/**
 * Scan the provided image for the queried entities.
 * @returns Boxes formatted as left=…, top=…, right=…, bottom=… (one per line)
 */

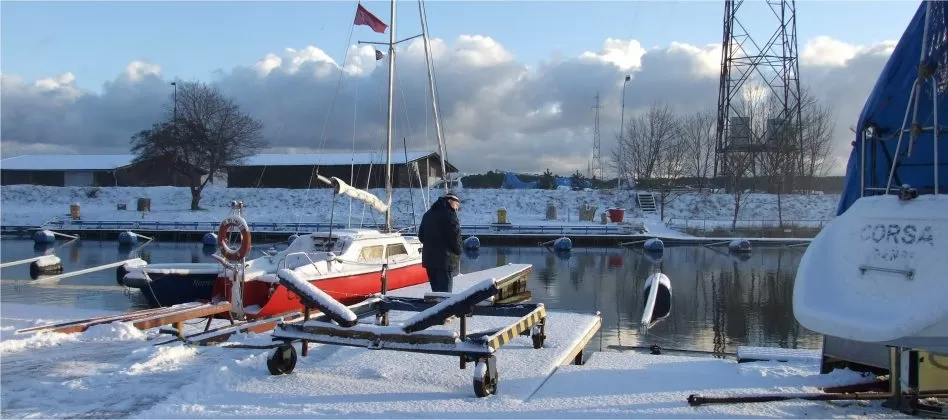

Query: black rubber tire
left=472, top=361, right=498, bottom=398
left=531, top=332, right=545, bottom=349
left=267, top=343, right=297, bottom=375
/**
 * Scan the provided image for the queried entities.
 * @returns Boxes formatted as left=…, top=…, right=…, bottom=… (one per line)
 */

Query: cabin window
left=358, top=245, right=385, bottom=263
left=386, top=244, right=408, bottom=259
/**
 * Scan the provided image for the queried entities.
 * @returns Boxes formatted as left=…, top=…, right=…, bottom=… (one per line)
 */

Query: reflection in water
left=0, top=239, right=820, bottom=354
left=467, top=245, right=820, bottom=354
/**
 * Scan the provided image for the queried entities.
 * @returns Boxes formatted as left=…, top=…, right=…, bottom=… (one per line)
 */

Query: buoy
left=644, top=250, right=664, bottom=263
left=554, top=249, right=572, bottom=261
left=288, top=234, right=300, bottom=245
left=33, top=230, right=56, bottom=245
left=463, top=236, right=481, bottom=250
left=202, top=232, right=218, bottom=247
left=29, top=255, right=63, bottom=279
left=643, top=238, right=664, bottom=252
left=553, top=237, right=572, bottom=251
left=464, top=249, right=480, bottom=260
left=728, top=238, right=751, bottom=253
left=118, top=231, right=138, bottom=245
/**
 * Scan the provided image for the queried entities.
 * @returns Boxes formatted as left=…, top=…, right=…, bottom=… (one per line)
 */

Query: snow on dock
left=0, top=300, right=898, bottom=418
left=0, top=263, right=898, bottom=418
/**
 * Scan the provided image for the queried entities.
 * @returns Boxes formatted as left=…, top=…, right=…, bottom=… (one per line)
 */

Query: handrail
left=277, top=251, right=323, bottom=275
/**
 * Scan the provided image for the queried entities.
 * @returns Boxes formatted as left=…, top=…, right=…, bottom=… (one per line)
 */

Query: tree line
left=612, top=87, right=836, bottom=226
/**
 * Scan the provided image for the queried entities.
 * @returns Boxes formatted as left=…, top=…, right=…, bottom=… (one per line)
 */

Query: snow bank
left=0, top=185, right=839, bottom=228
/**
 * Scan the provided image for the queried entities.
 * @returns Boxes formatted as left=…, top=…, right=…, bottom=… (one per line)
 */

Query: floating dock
left=1, top=220, right=812, bottom=247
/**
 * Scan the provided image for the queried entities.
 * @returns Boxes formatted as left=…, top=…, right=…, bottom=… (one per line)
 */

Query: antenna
left=591, top=92, right=603, bottom=181
left=713, top=0, right=803, bottom=189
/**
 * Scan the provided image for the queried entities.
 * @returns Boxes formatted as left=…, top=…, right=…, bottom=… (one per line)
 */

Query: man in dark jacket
left=417, top=193, right=462, bottom=292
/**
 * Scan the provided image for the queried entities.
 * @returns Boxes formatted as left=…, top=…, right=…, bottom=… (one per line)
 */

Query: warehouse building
left=225, top=151, right=457, bottom=189
left=0, top=154, right=206, bottom=187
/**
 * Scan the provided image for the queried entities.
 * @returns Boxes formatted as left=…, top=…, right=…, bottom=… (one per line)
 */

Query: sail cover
left=837, top=0, right=948, bottom=215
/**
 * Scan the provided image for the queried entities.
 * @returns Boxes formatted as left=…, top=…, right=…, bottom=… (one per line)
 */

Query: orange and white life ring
left=218, top=214, right=252, bottom=262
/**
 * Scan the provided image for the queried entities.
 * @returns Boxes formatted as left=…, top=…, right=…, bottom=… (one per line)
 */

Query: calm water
left=0, top=238, right=820, bottom=354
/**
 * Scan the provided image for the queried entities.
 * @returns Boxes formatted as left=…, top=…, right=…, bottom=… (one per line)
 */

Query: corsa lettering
left=860, top=223, right=935, bottom=246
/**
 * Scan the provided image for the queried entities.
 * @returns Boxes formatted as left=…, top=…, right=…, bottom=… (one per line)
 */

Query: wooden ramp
left=16, top=302, right=232, bottom=336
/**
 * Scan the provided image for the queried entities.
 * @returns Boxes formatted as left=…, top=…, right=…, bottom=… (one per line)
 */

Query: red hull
left=212, top=262, right=428, bottom=319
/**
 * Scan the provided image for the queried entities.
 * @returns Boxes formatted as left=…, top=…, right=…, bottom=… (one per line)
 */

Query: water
left=0, top=238, right=821, bottom=354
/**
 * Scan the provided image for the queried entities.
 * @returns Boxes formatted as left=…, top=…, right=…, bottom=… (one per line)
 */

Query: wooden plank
left=288, top=322, right=461, bottom=345
left=486, top=305, right=546, bottom=350
left=736, top=346, right=822, bottom=363
left=132, top=302, right=232, bottom=331
left=154, top=315, right=287, bottom=346
left=556, top=312, right=601, bottom=366
left=19, top=304, right=201, bottom=334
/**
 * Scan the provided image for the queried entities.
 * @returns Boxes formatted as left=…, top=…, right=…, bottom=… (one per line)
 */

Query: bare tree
left=614, top=103, right=678, bottom=186
left=798, top=89, right=835, bottom=192
left=727, top=150, right=754, bottom=230
left=131, top=81, right=266, bottom=210
left=678, top=109, right=717, bottom=190
left=656, top=121, right=688, bottom=220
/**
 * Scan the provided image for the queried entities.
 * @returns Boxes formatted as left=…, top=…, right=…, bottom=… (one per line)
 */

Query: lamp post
left=619, top=74, right=630, bottom=188
left=170, top=82, right=177, bottom=135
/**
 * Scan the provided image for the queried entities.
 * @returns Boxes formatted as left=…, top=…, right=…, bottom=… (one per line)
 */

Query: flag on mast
left=354, top=4, right=387, bottom=34
left=375, top=49, right=384, bottom=60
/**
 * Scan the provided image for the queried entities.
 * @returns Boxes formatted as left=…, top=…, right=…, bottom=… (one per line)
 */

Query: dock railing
left=2, top=219, right=629, bottom=237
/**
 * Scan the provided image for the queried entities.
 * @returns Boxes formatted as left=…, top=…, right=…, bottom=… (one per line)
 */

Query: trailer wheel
left=267, top=343, right=297, bottom=375
left=473, top=356, right=498, bottom=398
left=531, top=325, right=545, bottom=349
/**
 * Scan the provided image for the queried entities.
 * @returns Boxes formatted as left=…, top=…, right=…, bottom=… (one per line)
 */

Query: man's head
left=443, top=193, right=461, bottom=211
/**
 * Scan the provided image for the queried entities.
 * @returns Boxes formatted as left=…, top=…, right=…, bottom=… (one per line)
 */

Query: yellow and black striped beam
left=487, top=305, right=546, bottom=350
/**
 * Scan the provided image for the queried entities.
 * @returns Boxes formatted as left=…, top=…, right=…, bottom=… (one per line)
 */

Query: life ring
left=217, top=214, right=252, bottom=262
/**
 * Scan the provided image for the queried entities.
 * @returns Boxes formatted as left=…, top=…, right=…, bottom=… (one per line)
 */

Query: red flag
left=375, top=49, right=384, bottom=60
left=354, top=4, right=387, bottom=34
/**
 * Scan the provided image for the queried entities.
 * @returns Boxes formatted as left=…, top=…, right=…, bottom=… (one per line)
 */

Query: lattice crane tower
left=591, top=92, right=603, bottom=181
left=713, top=0, right=804, bottom=182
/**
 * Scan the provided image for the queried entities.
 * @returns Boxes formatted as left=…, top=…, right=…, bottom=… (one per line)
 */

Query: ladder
left=636, top=192, right=658, bottom=214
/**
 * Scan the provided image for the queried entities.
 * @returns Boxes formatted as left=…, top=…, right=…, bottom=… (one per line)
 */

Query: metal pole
left=171, top=82, right=177, bottom=133
left=417, top=0, right=449, bottom=194
left=619, top=75, right=630, bottom=188
left=384, top=0, right=397, bottom=232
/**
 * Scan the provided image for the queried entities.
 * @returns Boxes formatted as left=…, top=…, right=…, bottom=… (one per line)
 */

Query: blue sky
left=1, top=0, right=919, bottom=92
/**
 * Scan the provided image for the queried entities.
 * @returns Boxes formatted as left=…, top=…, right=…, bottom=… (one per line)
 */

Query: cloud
left=1, top=35, right=895, bottom=176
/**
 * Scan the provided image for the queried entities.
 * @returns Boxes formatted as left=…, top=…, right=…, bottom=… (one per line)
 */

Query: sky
left=0, top=0, right=923, bottom=176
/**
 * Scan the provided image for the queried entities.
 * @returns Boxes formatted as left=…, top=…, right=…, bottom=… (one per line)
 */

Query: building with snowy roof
left=225, top=151, right=457, bottom=189
left=0, top=154, right=206, bottom=187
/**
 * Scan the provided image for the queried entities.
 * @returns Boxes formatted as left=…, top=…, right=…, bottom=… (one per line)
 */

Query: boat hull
left=121, top=264, right=220, bottom=308
left=140, top=274, right=217, bottom=307
left=213, top=261, right=428, bottom=319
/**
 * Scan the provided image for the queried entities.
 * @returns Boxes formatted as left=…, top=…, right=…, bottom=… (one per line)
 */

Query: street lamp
left=170, top=82, right=177, bottom=135
left=619, top=74, right=630, bottom=188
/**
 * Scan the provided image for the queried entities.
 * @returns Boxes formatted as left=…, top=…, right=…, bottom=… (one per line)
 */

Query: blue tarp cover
left=838, top=0, right=948, bottom=215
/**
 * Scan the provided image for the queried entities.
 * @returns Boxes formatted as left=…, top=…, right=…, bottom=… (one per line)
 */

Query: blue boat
left=119, top=262, right=220, bottom=307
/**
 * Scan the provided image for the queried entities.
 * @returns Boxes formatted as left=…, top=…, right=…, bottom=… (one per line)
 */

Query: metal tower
left=591, top=92, right=603, bottom=181
left=713, top=0, right=803, bottom=183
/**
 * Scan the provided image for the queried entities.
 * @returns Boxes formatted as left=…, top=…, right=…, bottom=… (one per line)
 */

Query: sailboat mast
left=417, top=0, right=449, bottom=194
left=384, top=0, right=397, bottom=232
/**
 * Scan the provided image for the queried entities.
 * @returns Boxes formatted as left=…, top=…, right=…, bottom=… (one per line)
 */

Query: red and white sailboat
left=211, top=0, right=451, bottom=320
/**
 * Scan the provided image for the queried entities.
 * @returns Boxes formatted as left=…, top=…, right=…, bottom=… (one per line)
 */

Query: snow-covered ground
left=1, top=300, right=902, bottom=418
left=0, top=185, right=840, bottom=230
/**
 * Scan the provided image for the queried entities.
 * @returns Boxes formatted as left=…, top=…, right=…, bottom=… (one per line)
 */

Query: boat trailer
left=265, top=270, right=548, bottom=398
